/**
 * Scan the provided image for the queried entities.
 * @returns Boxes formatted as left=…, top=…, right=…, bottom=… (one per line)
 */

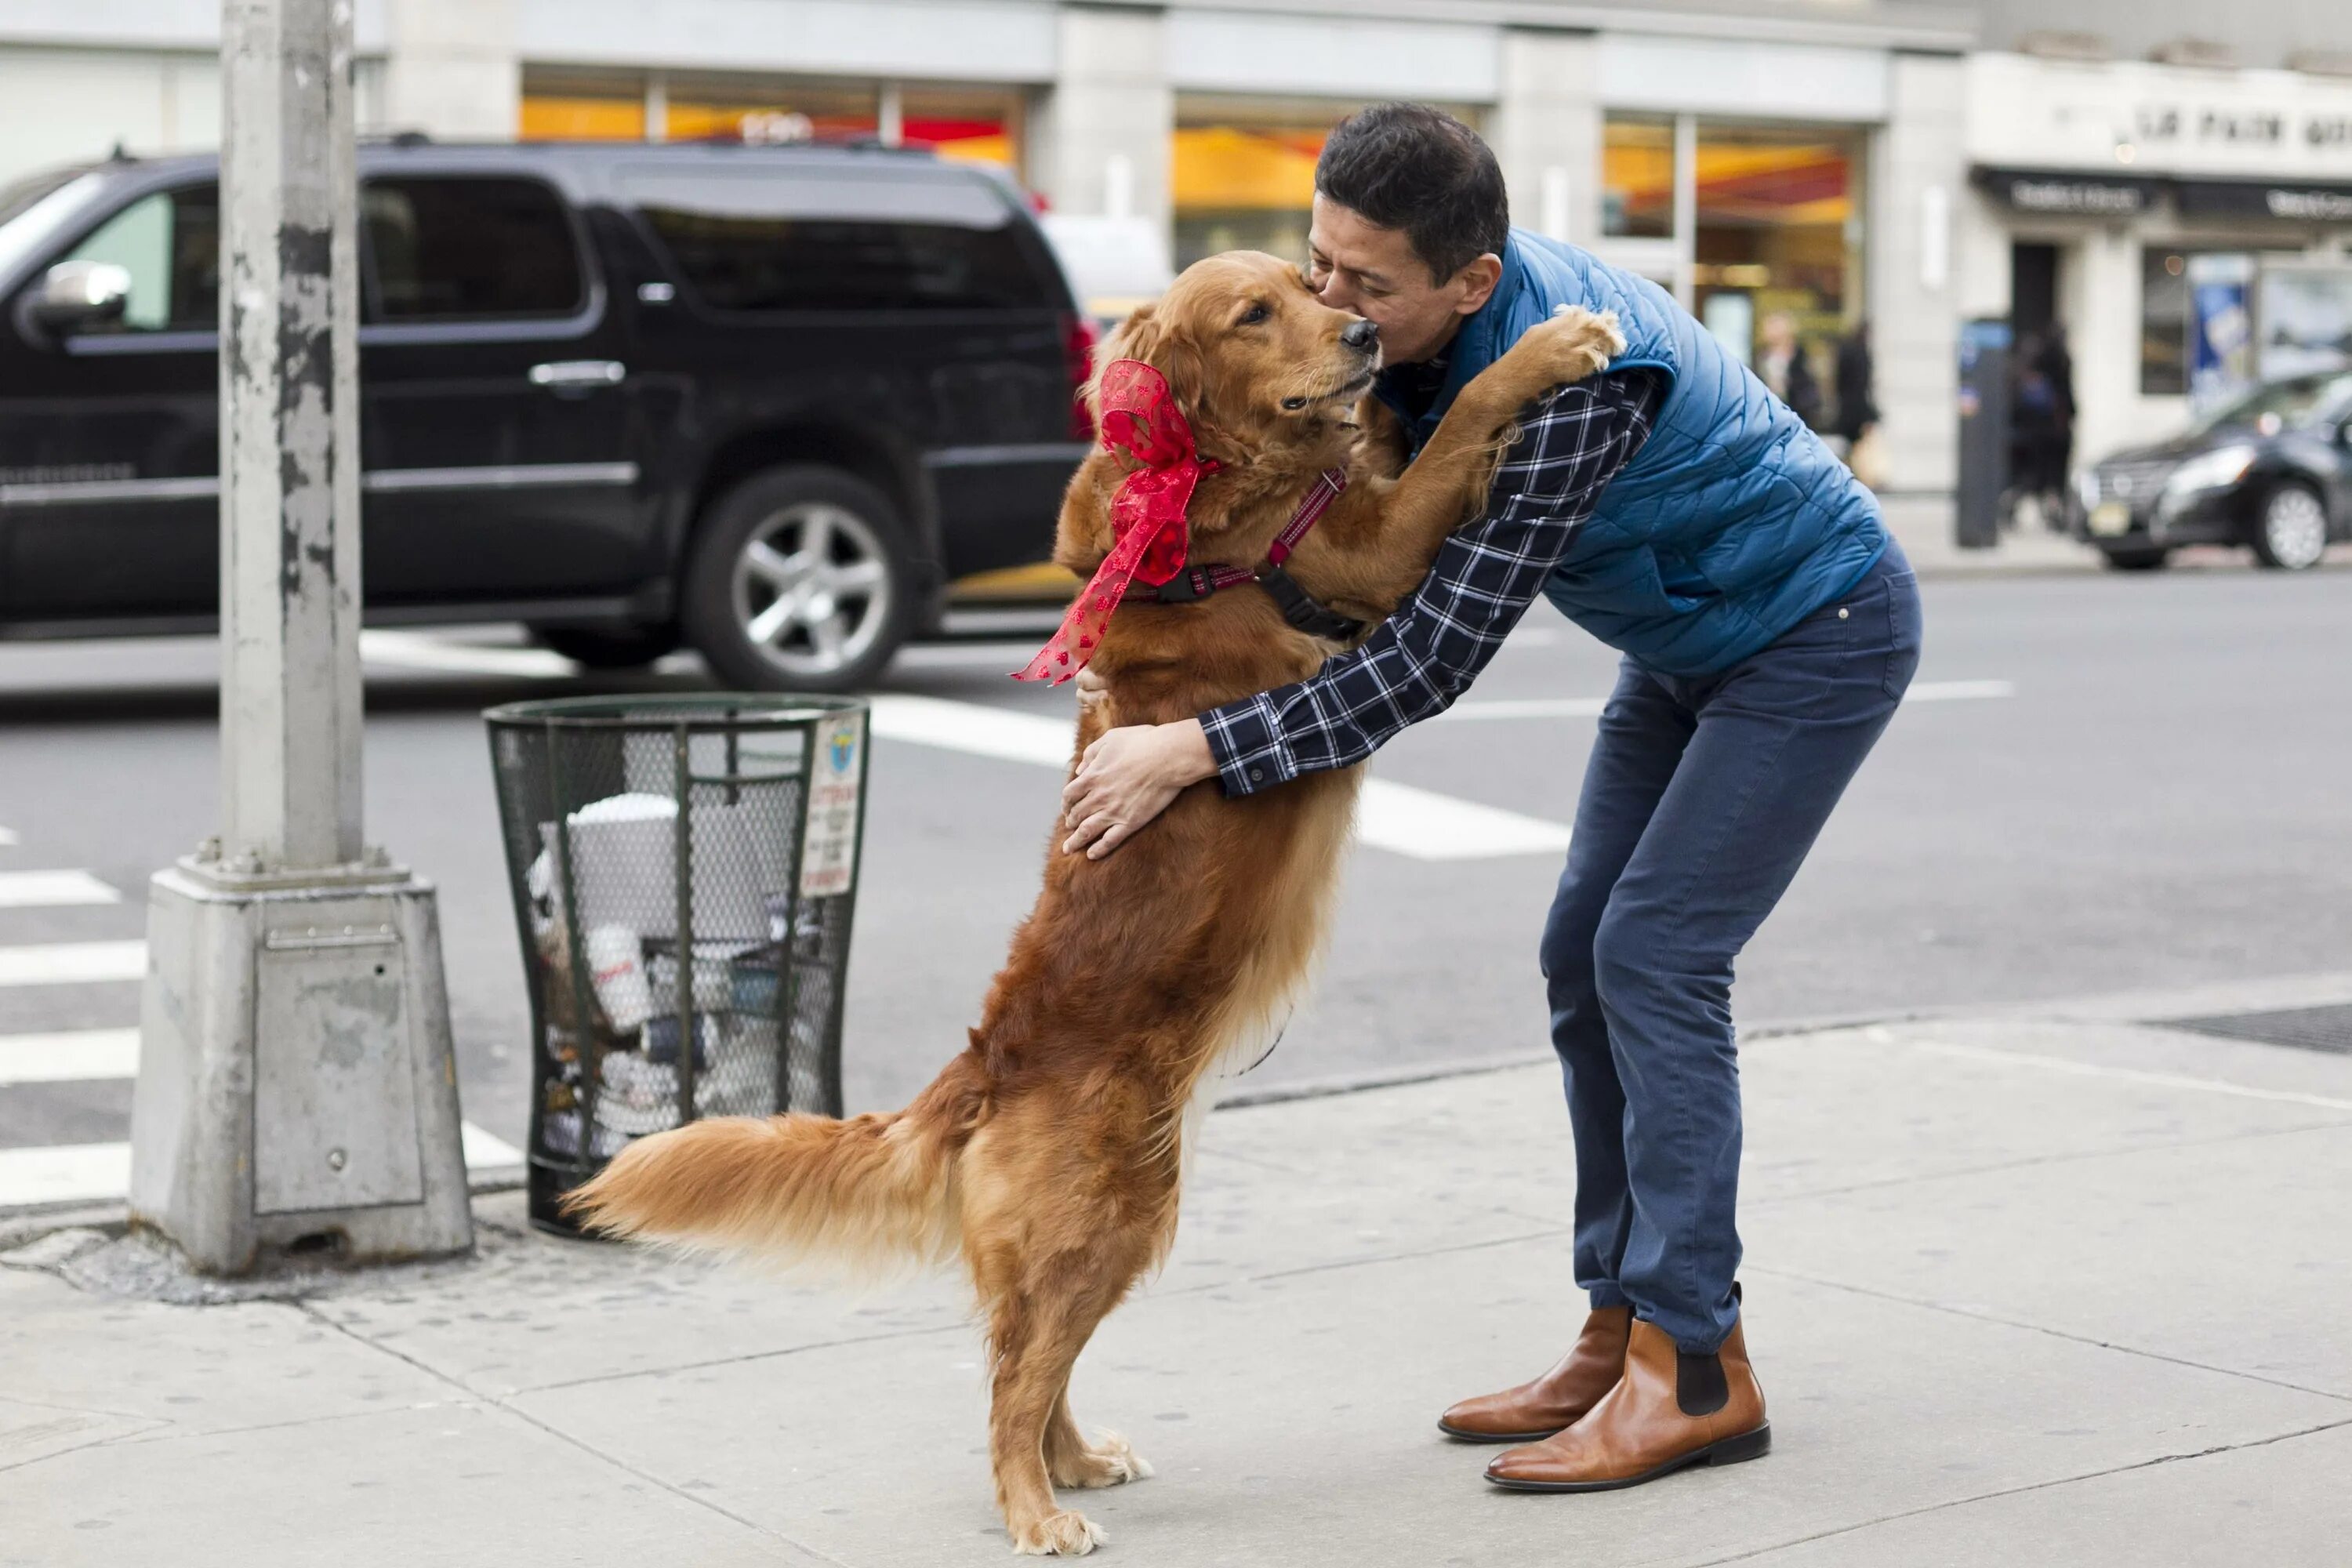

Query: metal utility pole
left=131, top=0, right=471, bottom=1272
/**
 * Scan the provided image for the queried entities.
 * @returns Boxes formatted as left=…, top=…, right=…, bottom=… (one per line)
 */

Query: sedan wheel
left=731, top=502, right=895, bottom=680
left=2252, top=484, right=2329, bottom=572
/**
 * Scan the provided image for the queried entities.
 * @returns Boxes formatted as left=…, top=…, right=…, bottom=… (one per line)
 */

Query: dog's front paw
left=1011, top=1509, right=1106, bottom=1556
left=1530, top=305, right=1627, bottom=387
left=1051, top=1428, right=1153, bottom=1489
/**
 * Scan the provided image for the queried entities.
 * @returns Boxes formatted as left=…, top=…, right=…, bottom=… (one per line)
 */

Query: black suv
left=0, top=140, right=1091, bottom=688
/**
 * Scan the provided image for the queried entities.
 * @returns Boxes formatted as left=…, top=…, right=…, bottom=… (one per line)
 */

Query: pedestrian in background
left=2009, top=325, right=2075, bottom=530
left=1755, top=310, right=1823, bottom=430
left=1832, top=319, right=1883, bottom=488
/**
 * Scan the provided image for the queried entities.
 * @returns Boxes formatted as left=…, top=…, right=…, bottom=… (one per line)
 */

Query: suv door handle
left=528, top=360, right=626, bottom=389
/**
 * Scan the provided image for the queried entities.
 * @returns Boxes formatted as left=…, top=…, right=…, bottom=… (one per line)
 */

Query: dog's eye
left=1281, top=396, right=1307, bottom=411
left=1239, top=303, right=1269, bottom=326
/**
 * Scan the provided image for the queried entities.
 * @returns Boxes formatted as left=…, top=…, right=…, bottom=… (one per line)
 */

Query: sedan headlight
left=2164, top=445, right=2256, bottom=498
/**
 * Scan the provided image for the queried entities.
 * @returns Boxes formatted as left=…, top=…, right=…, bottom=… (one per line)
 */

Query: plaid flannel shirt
left=1201, top=365, right=1664, bottom=796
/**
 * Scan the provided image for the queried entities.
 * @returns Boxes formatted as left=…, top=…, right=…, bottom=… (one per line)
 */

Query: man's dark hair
left=1315, top=103, right=1510, bottom=283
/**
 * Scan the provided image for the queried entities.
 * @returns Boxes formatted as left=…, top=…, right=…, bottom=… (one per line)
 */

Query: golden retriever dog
left=570, top=252, right=1623, bottom=1555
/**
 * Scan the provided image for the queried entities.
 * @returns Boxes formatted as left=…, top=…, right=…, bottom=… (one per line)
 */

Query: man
left=1059, top=103, right=1922, bottom=1493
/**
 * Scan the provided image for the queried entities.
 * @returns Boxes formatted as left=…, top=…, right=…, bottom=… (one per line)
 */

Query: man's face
left=1304, top=194, right=1501, bottom=367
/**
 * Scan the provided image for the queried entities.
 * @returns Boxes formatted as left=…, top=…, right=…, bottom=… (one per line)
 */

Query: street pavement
left=7, top=1004, right=2351, bottom=1565
left=2, top=555, right=2350, bottom=1214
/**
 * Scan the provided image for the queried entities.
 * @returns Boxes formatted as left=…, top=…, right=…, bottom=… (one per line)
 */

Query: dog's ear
left=1097, top=299, right=1209, bottom=434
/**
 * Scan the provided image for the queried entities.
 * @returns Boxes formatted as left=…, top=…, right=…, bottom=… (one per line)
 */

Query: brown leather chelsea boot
left=1483, top=1312, right=1769, bottom=1491
left=1437, top=1304, right=1634, bottom=1443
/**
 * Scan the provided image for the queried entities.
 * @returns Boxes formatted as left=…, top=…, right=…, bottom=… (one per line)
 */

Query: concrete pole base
left=130, top=858, right=474, bottom=1275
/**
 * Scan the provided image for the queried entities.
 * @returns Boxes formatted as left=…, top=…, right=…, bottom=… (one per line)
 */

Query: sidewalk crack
left=1687, top=1414, right=2352, bottom=1566
left=1744, top=1265, right=2352, bottom=1405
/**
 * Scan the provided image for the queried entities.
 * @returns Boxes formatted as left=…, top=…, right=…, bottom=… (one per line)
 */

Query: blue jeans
left=1540, top=543, right=1922, bottom=1352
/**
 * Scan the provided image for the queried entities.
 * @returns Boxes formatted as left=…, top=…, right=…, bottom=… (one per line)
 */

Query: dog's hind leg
left=1045, top=1380, right=1153, bottom=1490
left=984, top=1250, right=1147, bottom=1556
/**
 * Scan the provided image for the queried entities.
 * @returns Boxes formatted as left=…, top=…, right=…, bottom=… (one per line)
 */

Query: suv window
left=362, top=176, right=583, bottom=321
left=58, top=184, right=218, bottom=332
left=627, top=169, right=1058, bottom=313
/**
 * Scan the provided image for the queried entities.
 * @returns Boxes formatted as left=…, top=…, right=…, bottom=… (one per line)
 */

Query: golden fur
left=568, top=252, right=1623, bottom=1555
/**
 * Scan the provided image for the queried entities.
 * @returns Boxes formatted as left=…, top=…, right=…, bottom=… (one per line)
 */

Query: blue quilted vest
left=1377, top=231, right=1887, bottom=677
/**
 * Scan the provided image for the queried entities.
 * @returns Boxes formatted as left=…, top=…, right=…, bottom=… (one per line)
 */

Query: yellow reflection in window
left=521, top=96, right=646, bottom=141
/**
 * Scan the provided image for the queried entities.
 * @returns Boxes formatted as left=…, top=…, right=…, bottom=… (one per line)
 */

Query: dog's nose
left=1341, top=318, right=1380, bottom=353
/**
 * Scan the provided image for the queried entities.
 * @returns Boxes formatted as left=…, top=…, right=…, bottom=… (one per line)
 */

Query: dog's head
left=1089, top=251, right=1382, bottom=470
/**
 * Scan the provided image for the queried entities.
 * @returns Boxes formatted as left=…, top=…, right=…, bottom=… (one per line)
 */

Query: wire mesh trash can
left=483, top=695, right=870, bottom=1235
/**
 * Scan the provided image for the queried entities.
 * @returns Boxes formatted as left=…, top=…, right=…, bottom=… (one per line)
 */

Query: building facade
left=1958, top=46, right=2352, bottom=470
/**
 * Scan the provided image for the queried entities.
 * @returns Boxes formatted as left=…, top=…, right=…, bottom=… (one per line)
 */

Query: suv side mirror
left=30, top=260, right=132, bottom=333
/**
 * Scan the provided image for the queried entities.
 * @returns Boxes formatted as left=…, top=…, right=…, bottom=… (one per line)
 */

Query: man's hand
left=1060, top=719, right=1217, bottom=858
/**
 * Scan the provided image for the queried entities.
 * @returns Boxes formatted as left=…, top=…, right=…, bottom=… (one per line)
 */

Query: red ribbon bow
left=1013, top=358, right=1218, bottom=684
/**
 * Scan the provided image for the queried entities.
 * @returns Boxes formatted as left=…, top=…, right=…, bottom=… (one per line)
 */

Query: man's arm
left=1202, top=366, right=1662, bottom=796
left=1058, top=367, right=1663, bottom=856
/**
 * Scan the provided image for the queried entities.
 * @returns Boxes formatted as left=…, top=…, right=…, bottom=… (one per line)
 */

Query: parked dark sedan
left=2073, top=372, right=2352, bottom=572
left=0, top=139, right=1092, bottom=689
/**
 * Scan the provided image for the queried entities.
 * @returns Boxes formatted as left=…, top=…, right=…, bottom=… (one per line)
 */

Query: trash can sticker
left=800, top=712, right=866, bottom=898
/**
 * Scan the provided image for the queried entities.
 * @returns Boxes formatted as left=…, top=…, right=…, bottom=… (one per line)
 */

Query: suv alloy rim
left=729, top=501, right=893, bottom=677
left=2263, top=488, right=2328, bottom=571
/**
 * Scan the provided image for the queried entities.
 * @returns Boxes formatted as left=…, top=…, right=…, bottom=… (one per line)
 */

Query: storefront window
left=1602, top=115, right=1673, bottom=240
left=662, top=82, right=880, bottom=145
left=1691, top=124, right=1862, bottom=370
left=1171, top=100, right=1483, bottom=270
left=899, top=89, right=1020, bottom=169
left=519, top=84, right=645, bottom=141
left=519, top=73, right=1020, bottom=175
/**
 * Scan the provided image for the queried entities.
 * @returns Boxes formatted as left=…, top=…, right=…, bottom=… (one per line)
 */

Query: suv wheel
left=681, top=465, right=915, bottom=693
left=2251, top=481, right=2328, bottom=572
left=529, top=623, right=681, bottom=669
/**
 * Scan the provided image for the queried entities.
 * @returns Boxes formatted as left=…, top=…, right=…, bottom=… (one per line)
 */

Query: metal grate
left=484, top=695, right=869, bottom=1233
left=2154, top=1003, right=2352, bottom=1057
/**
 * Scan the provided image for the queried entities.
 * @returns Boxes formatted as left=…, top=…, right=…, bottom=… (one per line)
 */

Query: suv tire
left=529, top=623, right=682, bottom=669
left=681, top=465, right=916, bottom=693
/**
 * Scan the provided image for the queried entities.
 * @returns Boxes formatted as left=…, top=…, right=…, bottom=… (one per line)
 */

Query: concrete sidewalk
left=7, top=1006, right=2351, bottom=1566
left=1876, top=496, right=2099, bottom=578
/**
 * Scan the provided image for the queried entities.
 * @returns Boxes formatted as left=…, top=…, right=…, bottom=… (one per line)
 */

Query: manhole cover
left=2154, top=1003, right=2352, bottom=1057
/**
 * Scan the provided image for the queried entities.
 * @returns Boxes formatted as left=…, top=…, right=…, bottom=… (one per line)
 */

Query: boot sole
left=1483, top=1421, right=1771, bottom=1493
left=1437, top=1419, right=1569, bottom=1445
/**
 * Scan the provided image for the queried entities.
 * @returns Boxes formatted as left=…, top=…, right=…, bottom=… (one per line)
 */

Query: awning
left=1970, top=168, right=2160, bottom=216
left=2174, top=180, right=2352, bottom=223
left=1974, top=166, right=2352, bottom=227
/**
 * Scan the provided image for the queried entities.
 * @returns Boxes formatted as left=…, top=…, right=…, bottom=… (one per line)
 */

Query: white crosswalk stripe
left=0, top=1124, right=524, bottom=1209
left=358, top=631, right=1582, bottom=861
left=359, top=629, right=578, bottom=677
left=0, top=869, right=121, bottom=907
left=0, top=1029, right=140, bottom=1085
left=1434, top=679, right=2016, bottom=724
left=0, top=1142, right=128, bottom=1207
left=0, top=939, right=147, bottom=988
left=866, top=694, right=1577, bottom=861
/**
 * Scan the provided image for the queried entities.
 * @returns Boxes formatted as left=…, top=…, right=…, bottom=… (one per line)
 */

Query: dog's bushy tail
left=565, top=1054, right=985, bottom=1276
